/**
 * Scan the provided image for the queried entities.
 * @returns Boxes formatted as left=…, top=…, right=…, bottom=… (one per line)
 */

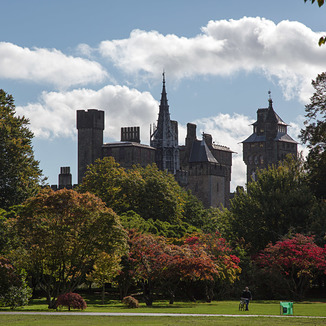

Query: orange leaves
left=127, top=231, right=241, bottom=284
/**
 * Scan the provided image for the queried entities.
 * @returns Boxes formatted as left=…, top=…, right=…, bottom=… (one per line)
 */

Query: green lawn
left=2, top=297, right=325, bottom=317
left=0, top=297, right=325, bottom=326
left=0, top=315, right=325, bottom=326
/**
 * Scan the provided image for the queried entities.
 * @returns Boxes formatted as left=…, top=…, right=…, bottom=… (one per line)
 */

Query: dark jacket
left=241, top=290, right=252, bottom=300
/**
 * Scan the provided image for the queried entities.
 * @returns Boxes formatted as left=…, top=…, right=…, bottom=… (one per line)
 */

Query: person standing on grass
left=241, top=286, right=252, bottom=311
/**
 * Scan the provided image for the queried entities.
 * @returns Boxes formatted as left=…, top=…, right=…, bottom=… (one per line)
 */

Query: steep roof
left=189, top=139, right=219, bottom=163
left=242, top=132, right=297, bottom=143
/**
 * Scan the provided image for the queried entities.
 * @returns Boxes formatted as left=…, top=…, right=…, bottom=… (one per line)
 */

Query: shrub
left=0, top=258, right=32, bottom=309
left=122, top=295, right=139, bottom=308
left=56, top=292, right=87, bottom=310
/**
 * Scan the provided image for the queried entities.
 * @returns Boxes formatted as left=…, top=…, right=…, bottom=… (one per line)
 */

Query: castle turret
left=150, top=73, right=179, bottom=174
left=242, top=93, right=297, bottom=183
left=77, top=109, right=104, bottom=184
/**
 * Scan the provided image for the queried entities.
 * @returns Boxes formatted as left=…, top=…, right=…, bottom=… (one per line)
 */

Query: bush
left=122, top=295, right=139, bottom=308
left=56, top=292, right=87, bottom=310
left=0, top=258, right=32, bottom=309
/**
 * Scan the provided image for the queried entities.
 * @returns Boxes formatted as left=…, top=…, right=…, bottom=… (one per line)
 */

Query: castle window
left=216, top=183, right=219, bottom=193
left=254, top=156, right=258, bottom=164
left=260, top=155, right=264, bottom=164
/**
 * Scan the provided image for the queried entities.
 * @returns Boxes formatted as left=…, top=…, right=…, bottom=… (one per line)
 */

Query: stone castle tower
left=150, top=73, right=180, bottom=174
left=178, top=124, right=233, bottom=208
left=242, top=94, right=297, bottom=183
left=75, top=74, right=233, bottom=208
left=76, top=109, right=104, bottom=184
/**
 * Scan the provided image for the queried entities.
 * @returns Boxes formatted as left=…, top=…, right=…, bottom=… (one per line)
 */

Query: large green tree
left=78, top=158, right=187, bottom=224
left=300, top=72, right=326, bottom=199
left=78, top=157, right=221, bottom=234
left=0, top=89, right=44, bottom=210
left=7, top=188, right=127, bottom=308
left=219, top=157, right=317, bottom=253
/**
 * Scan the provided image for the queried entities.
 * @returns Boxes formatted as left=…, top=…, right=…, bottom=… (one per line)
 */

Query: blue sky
left=1, top=0, right=325, bottom=190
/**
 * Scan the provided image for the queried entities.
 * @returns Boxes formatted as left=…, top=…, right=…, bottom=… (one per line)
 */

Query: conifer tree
left=300, top=72, right=326, bottom=199
left=0, top=90, right=44, bottom=210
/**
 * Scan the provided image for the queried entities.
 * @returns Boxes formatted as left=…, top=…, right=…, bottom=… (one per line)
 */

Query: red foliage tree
left=123, top=230, right=240, bottom=305
left=255, top=234, right=326, bottom=299
left=184, top=233, right=241, bottom=301
left=56, top=292, right=87, bottom=311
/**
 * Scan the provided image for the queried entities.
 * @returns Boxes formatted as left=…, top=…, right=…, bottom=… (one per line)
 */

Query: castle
left=242, top=92, right=297, bottom=183
left=52, top=76, right=297, bottom=208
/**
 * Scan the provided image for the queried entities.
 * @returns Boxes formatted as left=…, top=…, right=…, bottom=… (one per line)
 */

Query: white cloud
left=16, top=85, right=158, bottom=141
left=0, top=42, right=108, bottom=88
left=98, top=17, right=326, bottom=103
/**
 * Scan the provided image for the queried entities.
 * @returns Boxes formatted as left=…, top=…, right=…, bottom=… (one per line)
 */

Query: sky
left=1, top=0, right=325, bottom=191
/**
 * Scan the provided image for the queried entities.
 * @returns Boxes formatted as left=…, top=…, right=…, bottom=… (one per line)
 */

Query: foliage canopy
left=8, top=188, right=127, bottom=308
left=0, top=90, right=44, bottom=210
left=218, top=157, right=317, bottom=253
left=300, top=72, right=326, bottom=199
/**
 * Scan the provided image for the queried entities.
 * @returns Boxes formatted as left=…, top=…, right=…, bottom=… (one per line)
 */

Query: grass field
left=0, top=297, right=325, bottom=325
left=0, top=315, right=326, bottom=326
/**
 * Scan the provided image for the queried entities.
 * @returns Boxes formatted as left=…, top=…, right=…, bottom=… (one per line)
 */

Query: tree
left=77, top=157, right=129, bottom=212
left=255, top=234, right=326, bottom=300
left=120, top=210, right=198, bottom=238
left=0, top=90, right=44, bottom=210
left=124, top=230, right=240, bottom=305
left=219, top=157, right=317, bottom=253
left=78, top=158, right=187, bottom=225
left=183, top=233, right=241, bottom=301
left=300, top=72, right=326, bottom=199
left=0, top=257, right=32, bottom=309
left=86, top=252, right=121, bottom=304
left=7, top=188, right=127, bottom=308
left=304, top=0, right=326, bottom=45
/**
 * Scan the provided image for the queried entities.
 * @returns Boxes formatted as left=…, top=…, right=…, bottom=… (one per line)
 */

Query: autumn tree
left=300, top=72, right=326, bottom=199
left=124, top=231, right=240, bottom=305
left=0, top=90, right=44, bottom=210
left=7, top=188, right=127, bottom=308
left=219, top=157, right=317, bottom=253
left=183, top=233, right=241, bottom=301
left=255, top=234, right=326, bottom=300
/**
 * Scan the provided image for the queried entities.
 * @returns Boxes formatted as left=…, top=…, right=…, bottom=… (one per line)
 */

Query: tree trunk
left=142, top=281, right=153, bottom=306
left=102, top=284, right=105, bottom=305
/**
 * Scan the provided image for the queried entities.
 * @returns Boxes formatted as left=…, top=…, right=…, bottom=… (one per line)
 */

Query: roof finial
left=162, top=70, right=165, bottom=85
left=268, top=90, right=273, bottom=109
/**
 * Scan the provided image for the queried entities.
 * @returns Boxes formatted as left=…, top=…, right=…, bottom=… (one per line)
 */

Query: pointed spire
left=160, top=71, right=168, bottom=107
